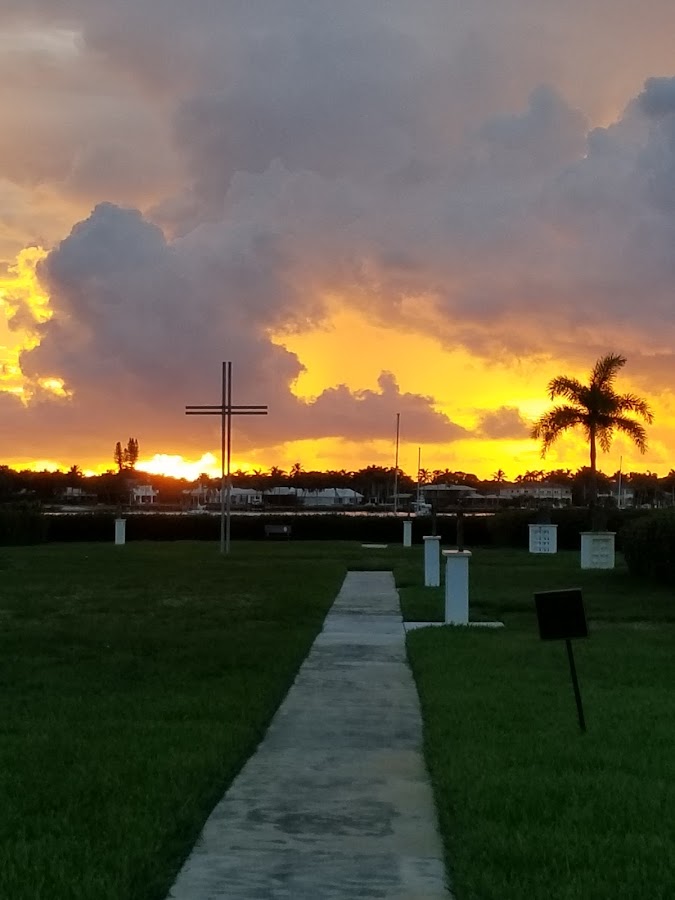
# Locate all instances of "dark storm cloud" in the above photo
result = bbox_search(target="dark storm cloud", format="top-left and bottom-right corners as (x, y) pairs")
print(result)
(637, 77), (675, 118)
(477, 85), (588, 176)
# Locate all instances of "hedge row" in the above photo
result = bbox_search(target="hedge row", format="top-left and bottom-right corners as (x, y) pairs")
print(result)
(0, 504), (47, 545)
(621, 509), (675, 585)
(1, 507), (646, 547)
(485, 507), (649, 551)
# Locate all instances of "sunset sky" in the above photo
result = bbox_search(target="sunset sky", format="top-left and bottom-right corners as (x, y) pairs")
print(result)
(2, 2), (675, 480)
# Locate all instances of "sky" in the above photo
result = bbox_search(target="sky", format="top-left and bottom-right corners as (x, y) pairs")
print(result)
(2, 1), (675, 480)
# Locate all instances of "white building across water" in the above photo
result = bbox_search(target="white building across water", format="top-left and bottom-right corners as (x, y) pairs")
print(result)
(498, 482), (572, 505)
(185, 486), (364, 508)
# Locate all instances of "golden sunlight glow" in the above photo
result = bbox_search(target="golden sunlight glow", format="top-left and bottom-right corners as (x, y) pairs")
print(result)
(271, 306), (548, 425)
(0, 247), (54, 398)
(20, 459), (62, 473)
(0, 247), (51, 324)
(269, 307), (664, 478)
(136, 453), (222, 481)
(37, 376), (71, 398)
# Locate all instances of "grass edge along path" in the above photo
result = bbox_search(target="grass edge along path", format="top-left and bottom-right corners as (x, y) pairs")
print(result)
(401, 550), (675, 900)
(0, 541), (382, 900)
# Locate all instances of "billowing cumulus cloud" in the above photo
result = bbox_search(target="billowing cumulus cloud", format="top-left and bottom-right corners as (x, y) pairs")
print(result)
(3, 1), (675, 470)
(295, 374), (468, 443)
(475, 407), (530, 440)
(14, 201), (462, 460)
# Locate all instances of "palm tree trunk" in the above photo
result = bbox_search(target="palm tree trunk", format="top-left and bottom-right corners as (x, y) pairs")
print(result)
(589, 425), (605, 530)
(589, 425), (597, 508)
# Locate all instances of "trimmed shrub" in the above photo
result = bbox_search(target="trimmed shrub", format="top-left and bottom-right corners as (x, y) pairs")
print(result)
(43, 512), (490, 544)
(484, 508), (594, 549)
(44, 513), (218, 543)
(486, 507), (649, 550)
(621, 509), (675, 585)
(40, 507), (652, 547)
(0, 504), (47, 545)
(485, 509), (532, 547)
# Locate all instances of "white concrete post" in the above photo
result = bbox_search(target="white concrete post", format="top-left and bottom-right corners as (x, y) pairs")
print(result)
(115, 517), (126, 546)
(443, 549), (471, 625)
(580, 532), (615, 569)
(403, 519), (412, 548)
(423, 535), (441, 587)
(528, 523), (558, 554)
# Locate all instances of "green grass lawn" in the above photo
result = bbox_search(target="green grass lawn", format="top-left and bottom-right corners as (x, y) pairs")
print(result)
(2, 539), (673, 900)
(396, 548), (675, 900)
(0, 540), (390, 900)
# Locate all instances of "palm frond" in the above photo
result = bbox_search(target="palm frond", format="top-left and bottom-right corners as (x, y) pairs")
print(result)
(530, 406), (585, 456)
(547, 376), (584, 402)
(590, 353), (626, 390)
(615, 393), (654, 423)
(596, 424), (614, 453)
(614, 416), (649, 453)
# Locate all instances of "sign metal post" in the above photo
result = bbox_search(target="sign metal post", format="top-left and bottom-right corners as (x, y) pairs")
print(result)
(534, 588), (589, 732)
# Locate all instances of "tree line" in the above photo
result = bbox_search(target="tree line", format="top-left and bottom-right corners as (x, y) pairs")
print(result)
(1, 462), (674, 508)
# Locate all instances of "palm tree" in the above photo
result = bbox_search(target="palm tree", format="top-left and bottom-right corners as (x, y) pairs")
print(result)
(66, 464), (83, 488)
(491, 469), (507, 483)
(546, 468), (573, 484)
(267, 465), (286, 488)
(531, 353), (653, 508)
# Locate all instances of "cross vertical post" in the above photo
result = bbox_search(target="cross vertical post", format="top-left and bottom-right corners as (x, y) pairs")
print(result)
(226, 360), (233, 553)
(220, 362), (227, 553)
(185, 361), (268, 555)
(393, 412), (400, 514)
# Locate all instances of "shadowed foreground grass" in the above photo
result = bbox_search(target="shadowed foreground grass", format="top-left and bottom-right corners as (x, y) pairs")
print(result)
(0, 540), (389, 900)
(398, 549), (675, 900)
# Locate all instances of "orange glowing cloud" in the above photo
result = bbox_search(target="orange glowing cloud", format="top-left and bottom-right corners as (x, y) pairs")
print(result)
(269, 306), (669, 478)
(0, 247), (71, 401)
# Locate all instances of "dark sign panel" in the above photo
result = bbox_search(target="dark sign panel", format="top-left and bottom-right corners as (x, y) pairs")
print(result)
(534, 588), (588, 641)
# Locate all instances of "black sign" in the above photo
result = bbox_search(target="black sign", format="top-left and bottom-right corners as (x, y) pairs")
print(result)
(534, 588), (588, 641)
(534, 588), (589, 732)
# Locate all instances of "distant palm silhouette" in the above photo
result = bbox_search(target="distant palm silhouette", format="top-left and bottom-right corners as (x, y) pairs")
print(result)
(531, 353), (653, 507)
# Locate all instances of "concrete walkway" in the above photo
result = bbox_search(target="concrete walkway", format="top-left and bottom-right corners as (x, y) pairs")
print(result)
(167, 571), (450, 899)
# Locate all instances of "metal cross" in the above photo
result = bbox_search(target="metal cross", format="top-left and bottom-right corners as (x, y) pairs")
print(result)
(186, 361), (268, 554)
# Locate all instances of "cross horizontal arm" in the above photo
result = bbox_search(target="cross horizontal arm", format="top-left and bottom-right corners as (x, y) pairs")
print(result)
(185, 410), (268, 416)
(185, 404), (268, 411)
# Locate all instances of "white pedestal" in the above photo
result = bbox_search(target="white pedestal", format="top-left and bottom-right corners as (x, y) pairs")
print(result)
(529, 523), (558, 554)
(403, 519), (412, 548)
(580, 532), (615, 569)
(423, 535), (441, 587)
(115, 518), (126, 546)
(443, 550), (471, 625)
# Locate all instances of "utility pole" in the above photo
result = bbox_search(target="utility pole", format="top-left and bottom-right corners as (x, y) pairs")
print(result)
(416, 446), (422, 509)
(617, 455), (622, 509)
(393, 412), (400, 514)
